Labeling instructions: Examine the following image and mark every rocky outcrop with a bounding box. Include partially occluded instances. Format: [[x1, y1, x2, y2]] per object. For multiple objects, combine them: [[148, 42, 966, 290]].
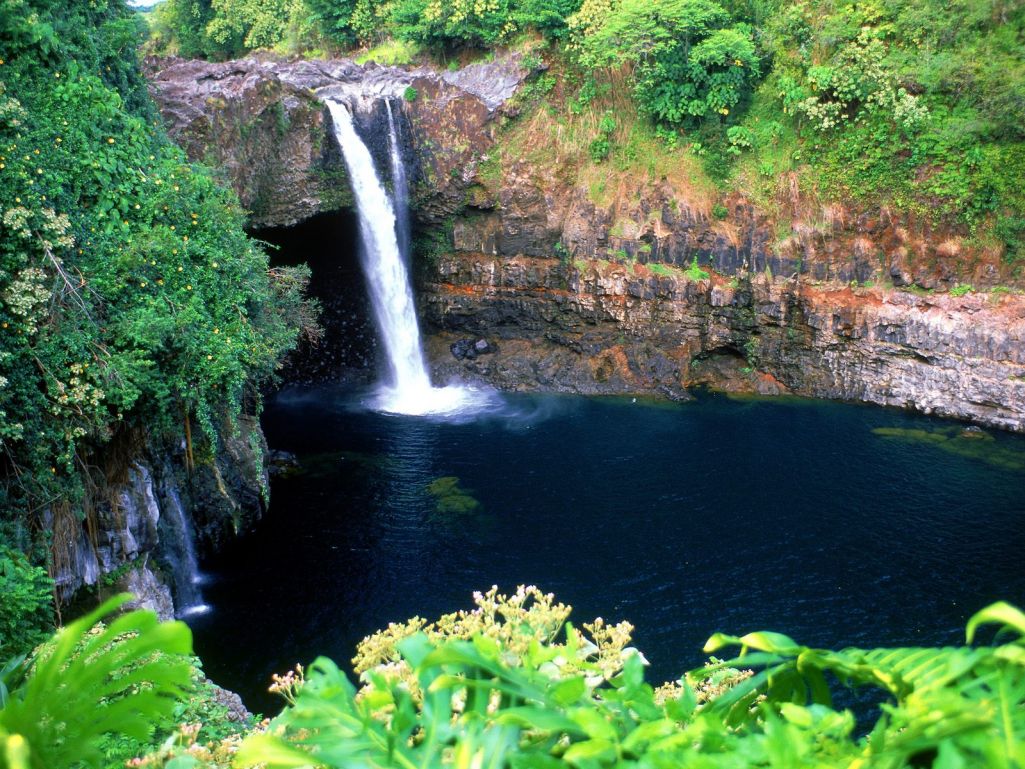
[[147, 54, 1024, 431], [422, 254, 1025, 431], [50, 417, 268, 615], [147, 54, 527, 228]]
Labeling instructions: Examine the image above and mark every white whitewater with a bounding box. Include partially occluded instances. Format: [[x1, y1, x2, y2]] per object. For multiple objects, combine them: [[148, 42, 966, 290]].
[[384, 100, 411, 263], [326, 99, 487, 416], [164, 487, 209, 617]]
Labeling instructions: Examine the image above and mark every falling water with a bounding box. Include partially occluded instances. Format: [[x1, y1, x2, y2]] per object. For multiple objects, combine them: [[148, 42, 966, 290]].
[[385, 100, 410, 263], [325, 98, 489, 416], [164, 487, 209, 617]]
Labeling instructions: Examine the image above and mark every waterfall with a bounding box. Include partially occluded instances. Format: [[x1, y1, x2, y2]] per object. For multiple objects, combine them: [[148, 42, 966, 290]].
[[325, 98, 488, 416], [164, 487, 209, 617], [385, 100, 411, 264]]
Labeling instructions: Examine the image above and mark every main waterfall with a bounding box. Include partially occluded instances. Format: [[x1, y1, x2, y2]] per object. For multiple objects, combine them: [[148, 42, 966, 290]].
[[325, 99, 486, 416]]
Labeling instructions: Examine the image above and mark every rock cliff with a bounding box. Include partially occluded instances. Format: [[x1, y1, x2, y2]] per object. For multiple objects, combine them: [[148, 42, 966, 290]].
[[147, 56, 1025, 431], [422, 254, 1025, 431], [52, 417, 268, 617]]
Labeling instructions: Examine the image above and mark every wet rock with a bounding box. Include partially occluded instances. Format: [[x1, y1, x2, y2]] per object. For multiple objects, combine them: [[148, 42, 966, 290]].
[[267, 449, 301, 478], [49, 417, 270, 614], [450, 337, 494, 360], [120, 563, 176, 622], [207, 679, 254, 724], [422, 254, 1025, 431]]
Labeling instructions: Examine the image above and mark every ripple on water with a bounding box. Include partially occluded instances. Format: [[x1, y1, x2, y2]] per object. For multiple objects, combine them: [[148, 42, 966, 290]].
[[188, 390, 1025, 712]]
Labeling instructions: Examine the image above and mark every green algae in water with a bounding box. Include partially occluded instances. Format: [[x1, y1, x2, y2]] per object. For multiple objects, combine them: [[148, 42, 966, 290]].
[[426, 476, 481, 515], [873, 426, 1025, 472], [293, 450, 393, 478]]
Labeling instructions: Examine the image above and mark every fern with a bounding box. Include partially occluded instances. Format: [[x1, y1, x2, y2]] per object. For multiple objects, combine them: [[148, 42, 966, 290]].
[[0, 594, 192, 769]]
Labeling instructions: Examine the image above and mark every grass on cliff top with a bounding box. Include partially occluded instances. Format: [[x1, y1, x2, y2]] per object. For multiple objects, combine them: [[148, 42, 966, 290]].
[[355, 38, 420, 66], [491, 58, 718, 218]]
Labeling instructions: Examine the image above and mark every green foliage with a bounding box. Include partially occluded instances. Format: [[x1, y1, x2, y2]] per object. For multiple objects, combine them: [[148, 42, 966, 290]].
[[96, 650, 252, 768], [735, 0, 1025, 235], [0, 0, 309, 517], [574, 0, 760, 126], [304, 0, 359, 46], [402, 85, 418, 102], [0, 551, 52, 660], [232, 594, 1025, 769], [302, 0, 582, 50], [355, 38, 421, 65], [0, 594, 192, 769], [950, 284, 973, 297], [996, 215, 1025, 264], [588, 111, 616, 162], [152, 0, 314, 57], [684, 255, 711, 280]]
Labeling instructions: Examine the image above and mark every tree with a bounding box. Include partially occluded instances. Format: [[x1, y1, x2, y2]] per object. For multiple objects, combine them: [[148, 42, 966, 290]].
[[574, 0, 760, 125]]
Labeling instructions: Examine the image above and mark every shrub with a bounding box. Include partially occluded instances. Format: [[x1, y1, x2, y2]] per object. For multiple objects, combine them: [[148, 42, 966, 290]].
[[0, 0, 311, 520], [233, 593, 1025, 769], [0, 550, 53, 659], [685, 256, 711, 280], [574, 0, 760, 127]]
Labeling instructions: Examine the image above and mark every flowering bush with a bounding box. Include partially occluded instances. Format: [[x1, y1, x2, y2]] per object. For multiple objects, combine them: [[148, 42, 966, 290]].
[[0, 0, 311, 526]]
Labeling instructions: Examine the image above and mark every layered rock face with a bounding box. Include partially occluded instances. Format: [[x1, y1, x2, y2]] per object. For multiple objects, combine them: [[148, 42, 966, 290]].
[[148, 55, 1025, 431], [52, 416, 268, 616], [422, 254, 1025, 431], [147, 54, 526, 227]]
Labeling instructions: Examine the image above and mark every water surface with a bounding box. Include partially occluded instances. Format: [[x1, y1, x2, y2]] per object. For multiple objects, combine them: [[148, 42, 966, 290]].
[[190, 389, 1025, 712]]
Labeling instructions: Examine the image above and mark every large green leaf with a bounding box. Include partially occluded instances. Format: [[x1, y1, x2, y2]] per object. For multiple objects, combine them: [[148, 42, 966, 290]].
[[0, 594, 192, 769]]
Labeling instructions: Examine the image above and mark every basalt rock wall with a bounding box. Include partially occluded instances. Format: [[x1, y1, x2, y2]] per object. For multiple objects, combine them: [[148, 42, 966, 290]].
[[422, 254, 1025, 431], [52, 416, 268, 618], [148, 55, 1025, 431]]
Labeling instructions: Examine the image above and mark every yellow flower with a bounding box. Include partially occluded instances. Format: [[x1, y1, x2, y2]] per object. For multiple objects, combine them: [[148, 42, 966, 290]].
[[107, 138, 115, 144]]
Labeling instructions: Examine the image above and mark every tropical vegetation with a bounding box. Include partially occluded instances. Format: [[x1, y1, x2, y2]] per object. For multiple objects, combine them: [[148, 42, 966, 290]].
[[1, 587, 1024, 768], [150, 0, 1025, 263], [0, 0, 313, 556]]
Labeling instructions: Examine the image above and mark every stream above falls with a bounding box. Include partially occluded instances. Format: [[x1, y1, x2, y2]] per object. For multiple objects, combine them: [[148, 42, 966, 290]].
[[189, 387, 1025, 712]]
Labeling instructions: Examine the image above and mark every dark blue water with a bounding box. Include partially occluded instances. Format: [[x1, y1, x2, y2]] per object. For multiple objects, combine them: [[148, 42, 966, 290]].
[[190, 388, 1025, 713]]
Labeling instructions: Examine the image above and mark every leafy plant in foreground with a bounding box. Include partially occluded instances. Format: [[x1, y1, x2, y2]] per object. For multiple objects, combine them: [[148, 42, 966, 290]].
[[234, 593, 1025, 769], [0, 594, 192, 769]]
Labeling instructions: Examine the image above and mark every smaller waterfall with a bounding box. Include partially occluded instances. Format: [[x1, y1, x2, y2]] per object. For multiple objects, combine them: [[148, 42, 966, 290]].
[[326, 98, 491, 416], [385, 100, 411, 264], [164, 488, 209, 617]]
